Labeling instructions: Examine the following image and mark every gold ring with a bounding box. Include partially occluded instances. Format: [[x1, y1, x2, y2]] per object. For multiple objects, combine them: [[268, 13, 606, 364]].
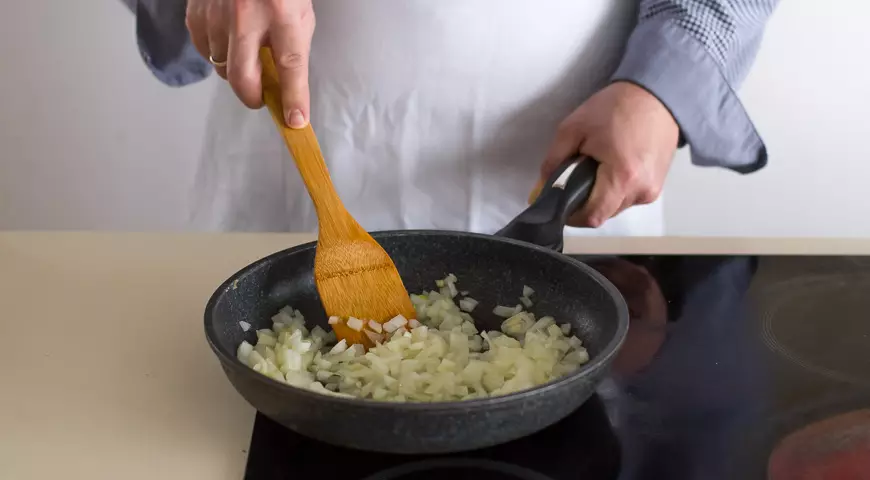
[[208, 55, 227, 68]]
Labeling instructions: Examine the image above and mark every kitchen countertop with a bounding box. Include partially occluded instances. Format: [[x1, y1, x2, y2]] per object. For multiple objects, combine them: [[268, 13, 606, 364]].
[[3, 232, 870, 479]]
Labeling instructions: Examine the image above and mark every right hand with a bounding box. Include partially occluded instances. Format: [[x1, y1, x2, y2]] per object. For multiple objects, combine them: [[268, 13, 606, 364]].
[[186, 0, 315, 128]]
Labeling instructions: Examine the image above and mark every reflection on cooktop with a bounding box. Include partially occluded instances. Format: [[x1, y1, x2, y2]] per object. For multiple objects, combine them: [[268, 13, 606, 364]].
[[244, 256, 870, 480]]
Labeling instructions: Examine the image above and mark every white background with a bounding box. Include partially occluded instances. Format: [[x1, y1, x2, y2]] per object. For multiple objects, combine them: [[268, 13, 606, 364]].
[[1, 0, 868, 236]]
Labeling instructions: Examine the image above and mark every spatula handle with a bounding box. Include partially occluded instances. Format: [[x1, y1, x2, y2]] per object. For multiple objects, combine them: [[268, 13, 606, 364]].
[[259, 48, 356, 239]]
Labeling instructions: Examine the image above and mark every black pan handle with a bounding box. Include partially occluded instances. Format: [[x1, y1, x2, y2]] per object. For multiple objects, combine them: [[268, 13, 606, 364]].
[[494, 156, 598, 252]]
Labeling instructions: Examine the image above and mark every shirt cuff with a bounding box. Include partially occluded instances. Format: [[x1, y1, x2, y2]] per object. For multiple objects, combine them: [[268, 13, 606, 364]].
[[136, 0, 212, 87], [611, 18, 767, 174]]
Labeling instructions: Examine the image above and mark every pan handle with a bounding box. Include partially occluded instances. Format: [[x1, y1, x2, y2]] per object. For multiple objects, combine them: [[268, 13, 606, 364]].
[[494, 156, 598, 252]]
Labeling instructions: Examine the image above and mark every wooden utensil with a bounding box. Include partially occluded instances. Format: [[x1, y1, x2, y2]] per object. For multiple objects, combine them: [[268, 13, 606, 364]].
[[258, 48, 416, 346]]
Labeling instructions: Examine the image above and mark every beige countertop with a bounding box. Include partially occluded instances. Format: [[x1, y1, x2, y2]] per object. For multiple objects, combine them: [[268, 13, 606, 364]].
[[3, 232, 870, 479]]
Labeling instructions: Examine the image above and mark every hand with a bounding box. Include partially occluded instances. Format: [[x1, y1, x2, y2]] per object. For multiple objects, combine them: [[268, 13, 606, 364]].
[[186, 0, 315, 128], [538, 82, 679, 227]]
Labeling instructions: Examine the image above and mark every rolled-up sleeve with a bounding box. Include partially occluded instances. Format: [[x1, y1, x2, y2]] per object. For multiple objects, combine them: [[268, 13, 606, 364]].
[[612, 1, 780, 174], [135, 0, 212, 87]]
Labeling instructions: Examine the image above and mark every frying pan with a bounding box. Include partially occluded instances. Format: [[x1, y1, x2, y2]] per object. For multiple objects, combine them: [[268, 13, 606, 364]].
[[205, 157, 629, 454]]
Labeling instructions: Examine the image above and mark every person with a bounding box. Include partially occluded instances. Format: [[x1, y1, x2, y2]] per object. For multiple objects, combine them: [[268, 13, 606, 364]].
[[134, 0, 778, 235]]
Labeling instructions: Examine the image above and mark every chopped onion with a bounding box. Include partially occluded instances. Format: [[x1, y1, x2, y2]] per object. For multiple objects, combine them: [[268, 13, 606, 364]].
[[237, 341, 254, 362], [459, 297, 479, 312], [383, 315, 408, 333], [328, 316, 340, 325], [239, 321, 251, 332], [256, 329, 277, 347], [367, 319, 383, 333], [501, 312, 535, 337], [346, 317, 364, 332], [522, 285, 535, 297], [364, 330, 384, 344], [493, 305, 517, 318], [238, 276, 590, 402], [519, 296, 533, 308], [329, 339, 348, 355]]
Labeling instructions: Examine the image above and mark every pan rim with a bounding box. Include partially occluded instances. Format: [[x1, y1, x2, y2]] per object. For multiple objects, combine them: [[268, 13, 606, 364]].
[[204, 229, 629, 411]]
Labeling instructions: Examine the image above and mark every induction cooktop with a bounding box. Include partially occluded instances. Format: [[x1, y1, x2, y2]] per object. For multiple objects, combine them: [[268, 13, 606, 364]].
[[242, 255, 870, 480]]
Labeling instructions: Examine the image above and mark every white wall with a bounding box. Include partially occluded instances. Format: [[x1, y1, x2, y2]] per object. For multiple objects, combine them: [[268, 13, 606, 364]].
[[664, 0, 870, 236], [0, 0, 216, 230], [1, 0, 868, 236]]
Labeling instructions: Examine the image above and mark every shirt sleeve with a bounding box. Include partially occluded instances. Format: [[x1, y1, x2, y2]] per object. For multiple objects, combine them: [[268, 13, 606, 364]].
[[611, 1, 780, 174], [135, 0, 212, 87]]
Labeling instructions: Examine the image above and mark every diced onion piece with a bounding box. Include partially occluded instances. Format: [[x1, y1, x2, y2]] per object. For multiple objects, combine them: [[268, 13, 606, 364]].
[[367, 319, 383, 333], [239, 321, 252, 332], [408, 319, 421, 328], [311, 326, 329, 341], [522, 285, 535, 297], [519, 296, 533, 308], [562, 348, 589, 365], [459, 297, 479, 312], [237, 341, 254, 362], [280, 348, 303, 371], [256, 329, 277, 347], [493, 305, 517, 318], [328, 316, 341, 325], [560, 323, 571, 335], [530, 316, 555, 332], [501, 313, 535, 337], [383, 315, 408, 333], [364, 330, 384, 344], [329, 339, 348, 355], [346, 316, 364, 332]]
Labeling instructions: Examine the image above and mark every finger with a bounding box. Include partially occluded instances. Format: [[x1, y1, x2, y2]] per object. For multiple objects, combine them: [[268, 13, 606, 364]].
[[540, 123, 584, 181], [269, 18, 313, 128], [611, 198, 633, 218], [227, 2, 267, 109], [206, 5, 229, 79], [527, 177, 545, 204], [567, 164, 625, 228], [186, 4, 210, 61]]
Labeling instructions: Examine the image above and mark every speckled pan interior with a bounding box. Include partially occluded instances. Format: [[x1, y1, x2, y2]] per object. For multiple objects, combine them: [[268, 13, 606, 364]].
[[205, 230, 628, 454]]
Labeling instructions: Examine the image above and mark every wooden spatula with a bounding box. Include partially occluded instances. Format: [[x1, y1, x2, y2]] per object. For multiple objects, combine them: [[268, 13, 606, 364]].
[[258, 48, 416, 346]]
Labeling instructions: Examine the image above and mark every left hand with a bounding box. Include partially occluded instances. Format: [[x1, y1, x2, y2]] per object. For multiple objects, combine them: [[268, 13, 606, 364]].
[[536, 81, 680, 228]]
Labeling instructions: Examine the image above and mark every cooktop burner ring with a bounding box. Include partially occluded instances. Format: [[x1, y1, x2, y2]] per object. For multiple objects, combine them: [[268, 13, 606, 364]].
[[760, 274, 870, 388]]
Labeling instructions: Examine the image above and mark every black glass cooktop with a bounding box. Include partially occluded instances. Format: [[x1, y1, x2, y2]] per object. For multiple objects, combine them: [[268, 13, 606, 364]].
[[244, 256, 870, 480]]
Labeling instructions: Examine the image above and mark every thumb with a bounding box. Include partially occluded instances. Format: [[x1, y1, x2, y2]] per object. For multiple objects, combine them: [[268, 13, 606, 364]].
[[540, 123, 584, 181], [530, 123, 584, 204]]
